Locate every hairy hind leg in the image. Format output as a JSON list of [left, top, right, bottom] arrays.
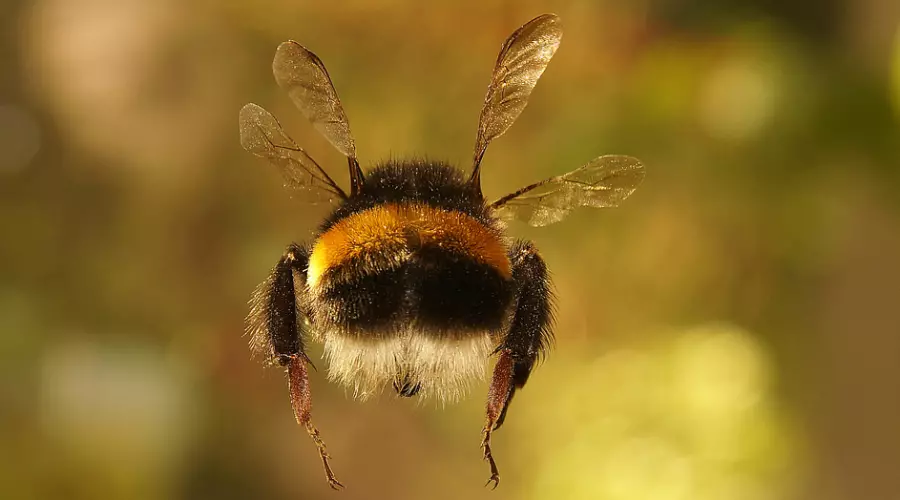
[[247, 243, 342, 489], [481, 240, 554, 488]]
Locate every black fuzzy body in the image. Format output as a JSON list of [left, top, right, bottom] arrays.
[[319, 159, 495, 231], [311, 160, 515, 339], [248, 159, 554, 401]]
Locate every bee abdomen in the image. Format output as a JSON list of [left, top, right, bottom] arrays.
[[313, 243, 513, 336], [307, 203, 514, 337]]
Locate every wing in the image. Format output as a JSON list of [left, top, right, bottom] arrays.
[[470, 13, 563, 189], [239, 103, 347, 201], [490, 155, 645, 226], [272, 41, 365, 194]]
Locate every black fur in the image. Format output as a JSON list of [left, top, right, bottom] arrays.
[[415, 246, 512, 331], [316, 247, 513, 337], [317, 264, 408, 333], [252, 162, 553, 405], [248, 244, 311, 365], [268, 254, 301, 359], [493, 240, 555, 428], [319, 159, 490, 233], [503, 240, 554, 387], [312, 159, 513, 338]]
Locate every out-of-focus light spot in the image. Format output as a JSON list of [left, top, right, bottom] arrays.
[[534, 434, 693, 500], [24, 0, 235, 187], [672, 324, 768, 422], [699, 57, 778, 142], [521, 322, 802, 500], [40, 339, 196, 496], [0, 105, 41, 174], [602, 437, 693, 500], [27, 0, 173, 118], [587, 348, 656, 414]]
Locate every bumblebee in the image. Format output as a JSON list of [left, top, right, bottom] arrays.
[[240, 13, 644, 489]]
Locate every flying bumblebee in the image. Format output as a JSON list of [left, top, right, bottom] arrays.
[[240, 13, 644, 489]]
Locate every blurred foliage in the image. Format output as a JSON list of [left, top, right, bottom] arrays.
[[1, 1, 899, 499]]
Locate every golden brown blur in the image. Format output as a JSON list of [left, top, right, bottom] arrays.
[[2, 1, 899, 499]]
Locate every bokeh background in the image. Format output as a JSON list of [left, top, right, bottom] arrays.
[[2, 1, 899, 499]]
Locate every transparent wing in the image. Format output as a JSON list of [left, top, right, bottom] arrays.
[[490, 155, 645, 226], [272, 41, 357, 159], [239, 103, 347, 201], [272, 41, 364, 193], [471, 13, 563, 182]]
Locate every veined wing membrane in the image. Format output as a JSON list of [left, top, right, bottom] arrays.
[[491, 155, 645, 226], [239, 103, 347, 201], [273, 41, 357, 159], [471, 14, 563, 181], [273, 41, 364, 194]]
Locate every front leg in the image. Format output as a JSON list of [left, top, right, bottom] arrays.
[[246, 243, 343, 490], [482, 240, 554, 488]]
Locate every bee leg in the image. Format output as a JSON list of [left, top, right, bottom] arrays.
[[481, 240, 554, 488], [285, 355, 343, 490], [258, 244, 343, 490], [482, 349, 513, 489]]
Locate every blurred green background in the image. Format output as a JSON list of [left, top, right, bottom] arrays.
[[2, 1, 899, 499]]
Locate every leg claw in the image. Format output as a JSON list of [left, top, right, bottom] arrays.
[[480, 427, 501, 489], [327, 477, 344, 491]]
